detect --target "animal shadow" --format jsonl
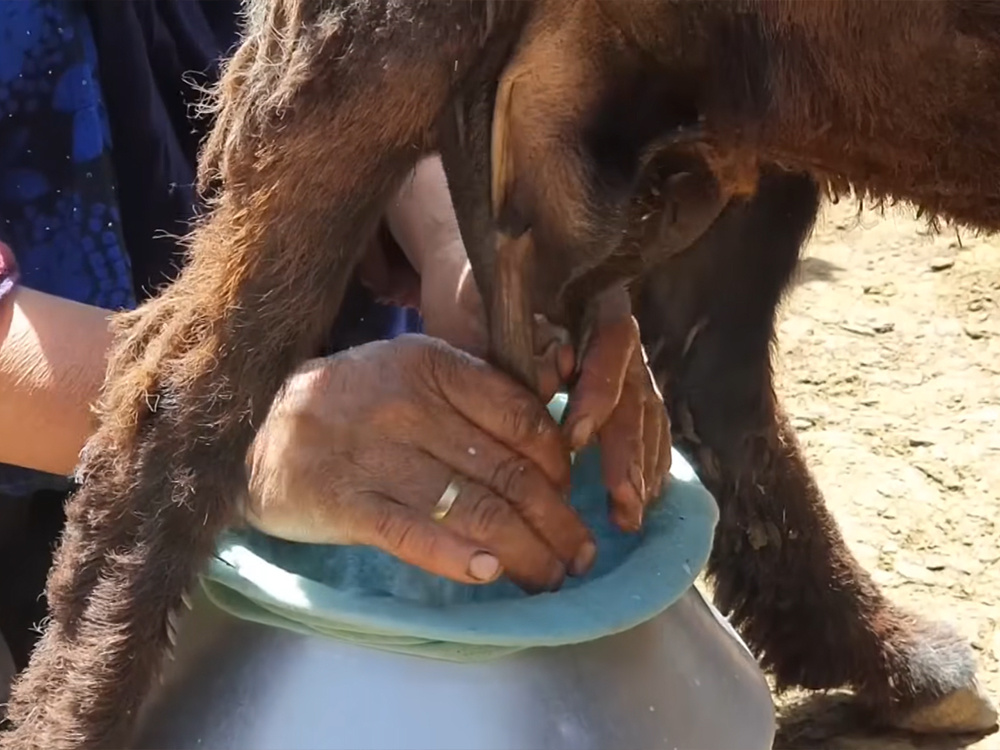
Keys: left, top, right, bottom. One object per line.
{"left": 790, "top": 255, "right": 844, "bottom": 289}
{"left": 775, "top": 691, "right": 997, "bottom": 750}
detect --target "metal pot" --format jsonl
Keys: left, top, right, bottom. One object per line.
{"left": 133, "top": 584, "right": 775, "bottom": 750}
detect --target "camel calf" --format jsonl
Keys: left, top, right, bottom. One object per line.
{"left": 2, "top": 1, "right": 998, "bottom": 747}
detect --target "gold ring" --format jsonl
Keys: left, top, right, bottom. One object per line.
{"left": 431, "top": 479, "right": 461, "bottom": 521}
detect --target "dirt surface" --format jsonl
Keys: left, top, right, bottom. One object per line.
{"left": 751, "top": 199, "right": 1000, "bottom": 749}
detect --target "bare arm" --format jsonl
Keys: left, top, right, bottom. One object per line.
{"left": 0, "top": 243, "right": 112, "bottom": 477}
{"left": 0, "top": 165, "right": 462, "bottom": 481}
{"left": 0, "top": 166, "right": 481, "bottom": 481}
{"left": 385, "top": 155, "right": 464, "bottom": 275}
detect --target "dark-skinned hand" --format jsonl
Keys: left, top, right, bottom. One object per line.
{"left": 247, "top": 154, "right": 670, "bottom": 592}
{"left": 246, "top": 335, "right": 593, "bottom": 592}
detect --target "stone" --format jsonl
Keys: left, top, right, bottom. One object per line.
{"left": 929, "top": 257, "right": 956, "bottom": 271}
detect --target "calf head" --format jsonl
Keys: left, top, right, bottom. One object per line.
{"left": 460, "top": 0, "right": 1000, "bottom": 382}
{"left": 439, "top": 0, "right": 728, "bottom": 389}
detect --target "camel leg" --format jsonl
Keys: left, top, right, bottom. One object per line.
{"left": 0, "top": 3, "right": 512, "bottom": 747}
{"left": 637, "top": 168, "right": 997, "bottom": 733}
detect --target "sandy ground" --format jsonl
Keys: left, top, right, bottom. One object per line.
{"left": 749, "top": 199, "right": 1000, "bottom": 749}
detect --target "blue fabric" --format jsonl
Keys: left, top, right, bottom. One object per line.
{"left": 0, "top": 0, "right": 421, "bottom": 497}
{"left": 200, "top": 394, "right": 719, "bottom": 661}
{"left": 0, "top": 0, "right": 133, "bottom": 310}
{"left": 0, "top": 0, "right": 131, "bottom": 495}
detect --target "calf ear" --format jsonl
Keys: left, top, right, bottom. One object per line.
{"left": 486, "top": 10, "right": 605, "bottom": 258}
{"left": 488, "top": 1, "right": 713, "bottom": 298}
{"left": 490, "top": 71, "right": 520, "bottom": 235}
{"left": 485, "top": 9, "right": 608, "bottom": 389}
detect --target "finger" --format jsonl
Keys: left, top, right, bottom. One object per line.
{"left": 563, "top": 305, "right": 639, "bottom": 451}
{"left": 451, "top": 262, "right": 490, "bottom": 355}
{"left": 361, "top": 447, "right": 569, "bottom": 591}
{"left": 532, "top": 340, "right": 574, "bottom": 403}
{"left": 434, "top": 476, "right": 568, "bottom": 592}
{"left": 642, "top": 395, "right": 662, "bottom": 505}
{"left": 425, "top": 340, "right": 572, "bottom": 490}
{"left": 598, "top": 377, "right": 646, "bottom": 533}
{"left": 532, "top": 313, "right": 569, "bottom": 354}
{"left": 637, "top": 346, "right": 671, "bottom": 499}
{"left": 632, "top": 345, "right": 665, "bottom": 505}
{"left": 535, "top": 340, "right": 569, "bottom": 404}
{"left": 536, "top": 316, "right": 576, "bottom": 384}
{"left": 346, "top": 492, "right": 504, "bottom": 585}
{"left": 417, "top": 414, "right": 596, "bottom": 576}
{"left": 654, "top": 405, "right": 672, "bottom": 498}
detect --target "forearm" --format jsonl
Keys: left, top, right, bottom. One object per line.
{"left": 384, "top": 155, "right": 465, "bottom": 274}
{"left": 355, "top": 155, "right": 467, "bottom": 313}
{"left": 0, "top": 285, "right": 113, "bottom": 476}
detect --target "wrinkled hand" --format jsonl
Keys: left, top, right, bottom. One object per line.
{"left": 421, "top": 249, "right": 670, "bottom": 534}
{"left": 383, "top": 153, "right": 669, "bottom": 536}
{"left": 245, "top": 335, "right": 596, "bottom": 592}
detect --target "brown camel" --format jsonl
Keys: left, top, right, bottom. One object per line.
{"left": 2, "top": 1, "right": 998, "bottom": 747}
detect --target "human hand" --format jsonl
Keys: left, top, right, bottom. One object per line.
{"left": 561, "top": 284, "right": 672, "bottom": 533}
{"left": 383, "top": 155, "right": 669, "bottom": 532}
{"left": 420, "top": 259, "right": 669, "bottom": 532}
{"left": 245, "top": 334, "right": 595, "bottom": 592}
{"left": 385, "top": 156, "right": 572, "bottom": 401}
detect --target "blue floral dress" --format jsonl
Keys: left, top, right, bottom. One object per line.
{"left": 0, "top": 0, "right": 421, "bottom": 497}
{"left": 0, "top": 0, "right": 133, "bottom": 495}
{"left": 0, "top": 0, "right": 131, "bottom": 309}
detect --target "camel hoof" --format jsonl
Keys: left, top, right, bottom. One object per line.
{"left": 891, "top": 679, "right": 998, "bottom": 734}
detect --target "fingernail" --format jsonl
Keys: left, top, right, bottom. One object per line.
{"left": 546, "top": 561, "right": 567, "bottom": 591}
{"left": 569, "top": 540, "right": 597, "bottom": 577}
{"left": 612, "top": 497, "right": 644, "bottom": 532}
{"left": 468, "top": 552, "right": 501, "bottom": 582}
{"left": 569, "top": 417, "right": 594, "bottom": 450}
{"left": 610, "top": 507, "right": 640, "bottom": 534}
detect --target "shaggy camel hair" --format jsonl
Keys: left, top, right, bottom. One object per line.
{"left": 3, "top": 1, "right": 999, "bottom": 747}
